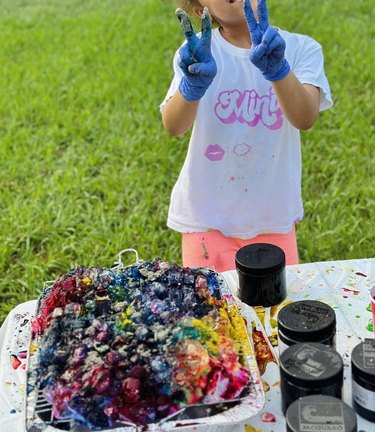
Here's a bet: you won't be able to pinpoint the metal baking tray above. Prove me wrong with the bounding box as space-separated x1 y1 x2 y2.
25 249 265 431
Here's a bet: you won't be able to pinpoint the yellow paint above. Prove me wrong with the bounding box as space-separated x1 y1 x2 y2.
262 380 270 392
191 305 253 358
228 305 253 356
253 306 266 326
191 318 221 355
244 425 263 432
118 307 133 328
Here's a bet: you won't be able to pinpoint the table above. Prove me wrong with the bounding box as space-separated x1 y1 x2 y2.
0 258 374 432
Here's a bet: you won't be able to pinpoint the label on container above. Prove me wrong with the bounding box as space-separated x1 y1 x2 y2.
352 380 375 411
298 400 345 431
290 345 328 377
291 302 329 327
363 341 375 368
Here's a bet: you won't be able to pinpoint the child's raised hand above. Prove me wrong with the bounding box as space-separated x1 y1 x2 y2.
244 0 290 81
176 7 217 101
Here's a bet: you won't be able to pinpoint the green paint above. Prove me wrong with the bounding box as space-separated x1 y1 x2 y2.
348 303 352 307
367 321 374 332
356 315 360 318
366 304 372 312
270 318 277 328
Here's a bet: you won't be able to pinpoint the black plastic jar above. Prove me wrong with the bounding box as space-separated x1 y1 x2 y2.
286 395 357 432
235 243 286 307
351 339 375 422
280 342 343 414
277 300 336 355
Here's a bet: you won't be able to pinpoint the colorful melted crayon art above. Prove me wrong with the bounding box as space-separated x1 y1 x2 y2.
28 259 253 430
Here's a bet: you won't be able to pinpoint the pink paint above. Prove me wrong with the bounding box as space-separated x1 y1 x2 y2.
261 411 276 422
18 350 27 359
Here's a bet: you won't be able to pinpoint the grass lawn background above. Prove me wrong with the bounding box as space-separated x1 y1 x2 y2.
0 0 374 321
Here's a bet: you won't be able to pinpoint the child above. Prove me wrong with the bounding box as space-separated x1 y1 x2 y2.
160 0 332 272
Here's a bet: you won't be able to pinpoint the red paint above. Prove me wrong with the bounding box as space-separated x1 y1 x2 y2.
342 288 360 296
355 272 367 277
10 355 21 370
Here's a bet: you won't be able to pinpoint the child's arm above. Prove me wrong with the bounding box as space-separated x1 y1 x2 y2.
272 75 320 130
162 8 217 136
244 0 320 130
162 91 200 137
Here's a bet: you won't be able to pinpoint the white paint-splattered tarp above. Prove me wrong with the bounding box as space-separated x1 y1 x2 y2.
1 258 374 432
222 257 375 432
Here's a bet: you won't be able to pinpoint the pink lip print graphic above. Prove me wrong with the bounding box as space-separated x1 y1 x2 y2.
205 144 225 161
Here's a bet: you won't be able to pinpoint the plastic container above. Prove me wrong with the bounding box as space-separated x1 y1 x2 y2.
235 243 286 307
280 342 343 414
286 395 357 432
351 339 375 422
277 300 336 355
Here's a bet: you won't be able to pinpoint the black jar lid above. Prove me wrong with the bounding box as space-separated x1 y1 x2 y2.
235 243 285 276
280 342 343 388
278 300 336 342
351 339 375 383
286 395 357 432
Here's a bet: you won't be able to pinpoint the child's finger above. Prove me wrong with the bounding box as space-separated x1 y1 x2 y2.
257 0 269 33
261 27 280 52
176 8 196 43
244 0 258 32
178 44 196 73
188 62 208 76
200 7 212 40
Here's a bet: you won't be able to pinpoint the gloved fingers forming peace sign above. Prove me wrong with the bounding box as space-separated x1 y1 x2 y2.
244 0 269 46
176 8 217 101
244 0 290 82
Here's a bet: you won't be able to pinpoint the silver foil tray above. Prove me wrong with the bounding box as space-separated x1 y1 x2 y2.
25 253 265 431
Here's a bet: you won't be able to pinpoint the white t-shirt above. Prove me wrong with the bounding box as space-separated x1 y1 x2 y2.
161 28 332 239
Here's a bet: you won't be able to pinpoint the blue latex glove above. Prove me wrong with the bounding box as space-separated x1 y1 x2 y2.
244 0 290 81
176 7 217 101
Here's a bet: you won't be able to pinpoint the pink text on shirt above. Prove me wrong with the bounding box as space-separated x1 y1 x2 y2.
214 87 283 130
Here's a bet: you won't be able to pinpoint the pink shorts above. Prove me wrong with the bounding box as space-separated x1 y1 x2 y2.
182 227 298 273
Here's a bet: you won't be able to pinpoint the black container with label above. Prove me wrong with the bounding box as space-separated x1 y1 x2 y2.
277 300 336 355
280 342 344 414
235 243 286 307
351 339 375 422
286 395 357 432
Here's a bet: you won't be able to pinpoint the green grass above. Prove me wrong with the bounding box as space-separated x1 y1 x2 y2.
0 0 373 321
